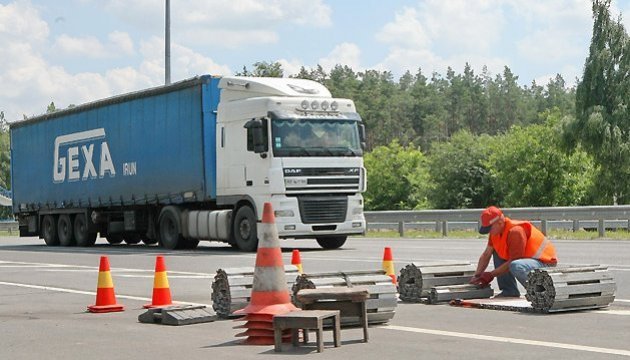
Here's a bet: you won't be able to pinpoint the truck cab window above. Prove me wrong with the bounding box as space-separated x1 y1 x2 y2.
272 118 362 157
245 118 268 153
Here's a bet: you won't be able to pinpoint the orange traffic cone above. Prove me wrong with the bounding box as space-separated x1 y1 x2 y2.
144 255 173 308
383 247 397 285
291 249 303 274
234 202 299 345
88 256 124 313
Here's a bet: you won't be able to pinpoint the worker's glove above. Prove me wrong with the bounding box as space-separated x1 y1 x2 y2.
471 272 494 286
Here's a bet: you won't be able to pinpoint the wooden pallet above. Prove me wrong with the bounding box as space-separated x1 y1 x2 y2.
292 270 397 325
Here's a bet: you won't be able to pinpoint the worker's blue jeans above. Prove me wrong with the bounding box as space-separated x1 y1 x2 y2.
493 252 552 296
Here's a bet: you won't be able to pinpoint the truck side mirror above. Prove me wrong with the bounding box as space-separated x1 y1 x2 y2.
244 118 268 154
359 123 367 150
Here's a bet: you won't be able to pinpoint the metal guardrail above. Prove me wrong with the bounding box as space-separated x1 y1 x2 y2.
365 205 630 237
0 221 18 234
0 186 11 199
1 206 630 238
0 185 12 207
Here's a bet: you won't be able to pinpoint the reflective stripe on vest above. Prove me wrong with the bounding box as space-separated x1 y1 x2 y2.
531 237 551 260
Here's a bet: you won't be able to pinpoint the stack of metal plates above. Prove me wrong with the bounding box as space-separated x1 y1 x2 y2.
429 284 494 304
398 262 477 302
291 270 397 325
210 265 300 318
526 265 616 312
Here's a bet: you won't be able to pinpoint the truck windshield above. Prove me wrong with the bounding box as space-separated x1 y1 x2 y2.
271 119 362 157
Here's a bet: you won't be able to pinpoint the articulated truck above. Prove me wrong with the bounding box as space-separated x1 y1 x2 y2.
10 75 367 251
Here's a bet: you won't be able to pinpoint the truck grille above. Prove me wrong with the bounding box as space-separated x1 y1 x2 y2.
298 196 348 224
284 167 362 193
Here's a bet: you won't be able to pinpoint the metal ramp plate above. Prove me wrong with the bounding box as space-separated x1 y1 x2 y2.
138 305 217 325
450 297 538 312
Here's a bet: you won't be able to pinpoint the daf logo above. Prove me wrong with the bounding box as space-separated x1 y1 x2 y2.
284 168 302 175
347 168 360 174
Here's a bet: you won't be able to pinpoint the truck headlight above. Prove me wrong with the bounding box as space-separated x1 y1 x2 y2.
275 210 295 217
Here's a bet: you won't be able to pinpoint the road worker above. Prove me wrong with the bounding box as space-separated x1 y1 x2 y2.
470 206 558 297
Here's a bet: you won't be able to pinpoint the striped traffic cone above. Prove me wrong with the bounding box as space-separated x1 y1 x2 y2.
234 202 299 345
88 256 124 313
291 249 303 274
144 255 173 308
383 247 397 286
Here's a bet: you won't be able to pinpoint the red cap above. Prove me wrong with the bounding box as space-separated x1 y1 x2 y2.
479 206 503 234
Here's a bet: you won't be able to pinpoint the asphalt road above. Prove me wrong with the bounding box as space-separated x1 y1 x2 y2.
1 235 629 359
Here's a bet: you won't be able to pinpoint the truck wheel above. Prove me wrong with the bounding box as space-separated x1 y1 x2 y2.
106 235 123 244
159 207 184 250
232 206 258 252
141 237 158 245
42 215 60 246
316 235 347 249
58 214 75 246
123 234 142 244
74 214 97 247
182 239 200 249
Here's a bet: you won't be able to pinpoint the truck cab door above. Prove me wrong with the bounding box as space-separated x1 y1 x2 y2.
243 118 271 194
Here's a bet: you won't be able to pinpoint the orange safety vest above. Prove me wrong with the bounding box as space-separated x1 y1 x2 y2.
489 218 557 263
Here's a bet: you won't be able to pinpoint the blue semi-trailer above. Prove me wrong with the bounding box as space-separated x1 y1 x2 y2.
10 75 367 251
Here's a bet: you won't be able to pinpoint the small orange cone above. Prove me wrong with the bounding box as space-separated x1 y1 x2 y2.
383 247 397 285
88 256 124 313
291 249 303 274
144 255 173 308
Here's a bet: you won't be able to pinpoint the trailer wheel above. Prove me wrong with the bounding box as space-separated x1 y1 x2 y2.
42 215 60 246
74 214 97 247
106 235 123 244
159 207 184 250
58 214 75 246
123 234 142 245
141 237 158 245
315 235 347 249
232 206 258 252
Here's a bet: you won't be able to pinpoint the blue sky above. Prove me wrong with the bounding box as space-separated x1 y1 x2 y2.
1 0 629 121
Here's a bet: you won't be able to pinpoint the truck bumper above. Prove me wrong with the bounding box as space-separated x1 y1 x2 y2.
270 194 366 238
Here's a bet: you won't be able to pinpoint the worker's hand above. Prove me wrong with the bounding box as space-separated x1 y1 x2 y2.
471 272 494 286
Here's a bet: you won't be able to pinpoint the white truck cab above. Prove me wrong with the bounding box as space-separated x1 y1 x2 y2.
216 77 366 250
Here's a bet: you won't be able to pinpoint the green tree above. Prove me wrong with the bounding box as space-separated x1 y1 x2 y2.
427 130 498 208
236 61 284 77
46 102 57 113
491 109 595 207
563 0 630 204
0 111 12 219
363 141 430 210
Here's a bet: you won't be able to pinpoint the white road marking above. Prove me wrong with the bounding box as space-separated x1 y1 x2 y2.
383 325 630 357
114 274 212 279
0 260 213 276
593 310 630 316
0 281 211 307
